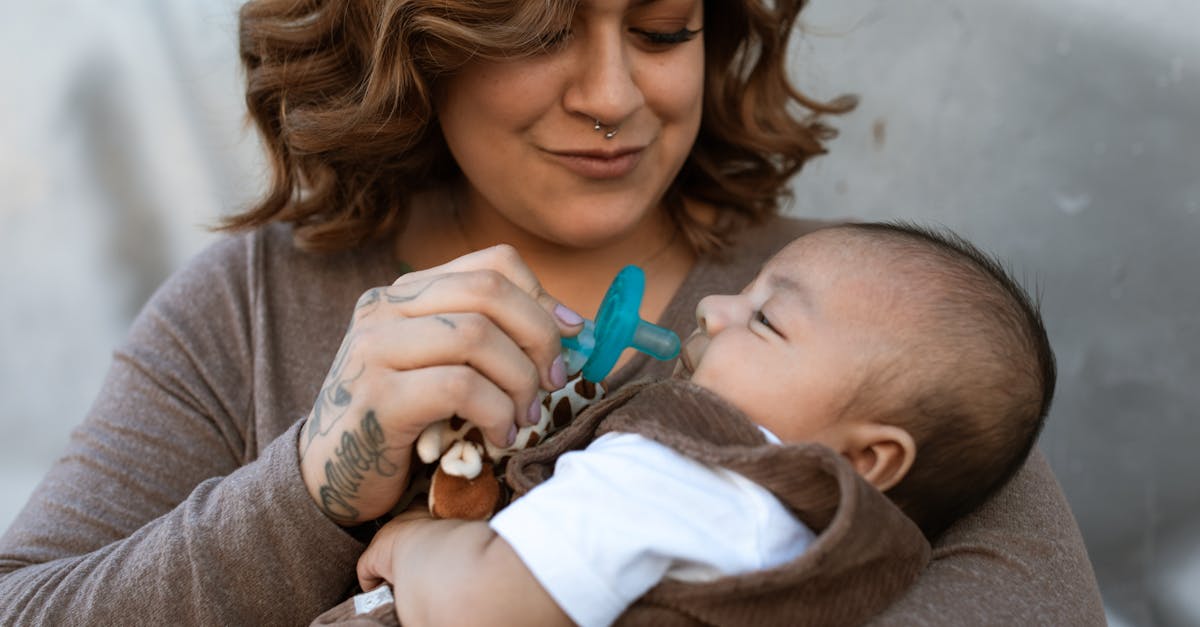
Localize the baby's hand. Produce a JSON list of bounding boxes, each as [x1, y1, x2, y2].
[[355, 505, 572, 627], [356, 506, 434, 593]]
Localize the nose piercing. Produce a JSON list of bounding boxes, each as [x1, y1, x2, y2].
[[592, 118, 620, 140]]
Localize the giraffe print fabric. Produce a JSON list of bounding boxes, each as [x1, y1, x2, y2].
[[398, 374, 605, 520]]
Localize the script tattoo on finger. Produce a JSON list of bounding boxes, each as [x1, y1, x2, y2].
[[381, 275, 448, 305], [302, 332, 363, 456], [434, 315, 456, 330], [354, 288, 383, 320], [354, 276, 448, 322], [317, 411, 401, 523]]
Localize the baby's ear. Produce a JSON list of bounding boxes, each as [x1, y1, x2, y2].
[[839, 423, 916, 492]]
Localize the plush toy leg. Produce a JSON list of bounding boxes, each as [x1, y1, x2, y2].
[[428, 462, 501, 520]]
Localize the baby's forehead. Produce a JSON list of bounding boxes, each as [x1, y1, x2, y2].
[[765, 229, 884, 277], [782, 226, 871, 256], [760, 230, 935, 313]]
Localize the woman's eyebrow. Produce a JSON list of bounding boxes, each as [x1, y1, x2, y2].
[[629, 0, 702, 16]]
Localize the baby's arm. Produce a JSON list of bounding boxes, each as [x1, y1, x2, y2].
[[358, 431, 811, 627], [357, 510, 572, 627]]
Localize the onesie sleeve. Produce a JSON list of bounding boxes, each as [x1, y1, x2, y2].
[[0, 234, 364, 625], [489, 432, 812, 627]]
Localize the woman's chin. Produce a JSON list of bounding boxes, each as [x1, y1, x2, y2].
[[532, 205, 666, 250]]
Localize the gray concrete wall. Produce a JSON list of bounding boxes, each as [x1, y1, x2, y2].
[[790, 1, 1200, 624], [2, 1, 1197, 624]]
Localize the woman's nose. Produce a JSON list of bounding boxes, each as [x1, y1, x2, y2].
[[695, 294, 748, 336], [563, 35, 645, 127]]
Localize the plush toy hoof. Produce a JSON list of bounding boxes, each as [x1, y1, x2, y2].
[[429, 463, 500, 520], [439, 440, 484, 479]]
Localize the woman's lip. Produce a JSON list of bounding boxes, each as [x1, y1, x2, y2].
[[544, 147, 644, 179]]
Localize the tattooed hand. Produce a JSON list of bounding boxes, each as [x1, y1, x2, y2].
[[298, 245, 584, 525]]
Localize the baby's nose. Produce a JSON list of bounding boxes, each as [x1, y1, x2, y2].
[[694, 294, 744, 335]]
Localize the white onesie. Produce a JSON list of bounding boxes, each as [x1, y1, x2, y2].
[[489, 428, 814, 627]]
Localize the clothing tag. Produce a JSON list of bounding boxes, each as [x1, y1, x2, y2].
[[354, 585, 395, 615], [757, 425, 783, 444]]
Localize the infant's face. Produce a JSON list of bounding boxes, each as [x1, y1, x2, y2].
[[678, 231, 897, 445]]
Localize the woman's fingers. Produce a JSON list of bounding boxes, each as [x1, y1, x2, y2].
[[381, 365, 518, 450], [380, 269, 571, 391], [363, 313, 543, 428], [300, 364, 516, 524], [399, 244, 584, 333]]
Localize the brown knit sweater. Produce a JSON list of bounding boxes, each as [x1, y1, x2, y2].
[[0, 215, 1104, 625]]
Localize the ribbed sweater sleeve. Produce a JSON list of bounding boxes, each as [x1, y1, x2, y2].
[[0, 231, 366, 625]]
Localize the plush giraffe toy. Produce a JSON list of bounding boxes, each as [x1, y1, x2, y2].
[[405, 374, 605, 520]]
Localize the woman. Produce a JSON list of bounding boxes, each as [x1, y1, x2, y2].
[[0, 0, 1104, 624]]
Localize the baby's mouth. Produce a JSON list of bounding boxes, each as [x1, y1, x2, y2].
[[677, 333, 707, 377]]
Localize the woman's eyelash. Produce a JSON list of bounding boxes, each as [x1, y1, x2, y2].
[[630, 27, 702, 45], [539, 26, 701, 51]]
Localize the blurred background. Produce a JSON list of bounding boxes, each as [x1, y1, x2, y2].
[[1, 0, 1197, 624]]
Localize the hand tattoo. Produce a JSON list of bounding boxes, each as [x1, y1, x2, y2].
[[302, 332, 363, 455], [349, 280, 427, 321], [316, 411, 401, 523], [302, 275, 453, 520]]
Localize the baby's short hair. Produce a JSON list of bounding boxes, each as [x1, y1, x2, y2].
[[826, 222, 1056, 539]]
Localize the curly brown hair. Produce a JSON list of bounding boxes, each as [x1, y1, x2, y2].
[[225, 0, 855, 253]]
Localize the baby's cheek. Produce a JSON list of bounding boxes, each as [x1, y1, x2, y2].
[[688, 366, 726, 397], [691, 366, 770, 427]]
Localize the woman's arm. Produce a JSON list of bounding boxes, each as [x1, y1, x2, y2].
[[868, 451, 1105, 624], [0, 236, 364, 624], [358, 511, 572, 627], [0, 234, 586, 625]]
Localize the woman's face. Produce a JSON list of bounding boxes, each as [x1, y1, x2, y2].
[[437, 0, 705, 249]]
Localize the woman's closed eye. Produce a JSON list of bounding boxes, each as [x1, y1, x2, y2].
[[629, 26, 702, 47]]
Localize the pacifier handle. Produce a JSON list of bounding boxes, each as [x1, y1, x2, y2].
[[559, 266, 681, 382]]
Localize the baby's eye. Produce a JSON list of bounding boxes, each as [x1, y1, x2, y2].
[[754, 310, 779, 335]]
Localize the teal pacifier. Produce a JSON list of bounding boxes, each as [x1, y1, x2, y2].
[[559, 265, 681, 382]]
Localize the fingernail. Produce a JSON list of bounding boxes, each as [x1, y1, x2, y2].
[[554, 304, 584, 326], [526, 399, 542, 426], [507, 424, 518, 447], [550, 355, 567, 388]]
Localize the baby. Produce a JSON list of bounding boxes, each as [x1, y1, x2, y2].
[[346, 221, 1056, 627]]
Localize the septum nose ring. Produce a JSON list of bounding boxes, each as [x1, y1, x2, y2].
[[593, 118, 619, 140]]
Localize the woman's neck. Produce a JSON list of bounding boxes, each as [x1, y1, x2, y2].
[[396, 188, 696, 322]]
